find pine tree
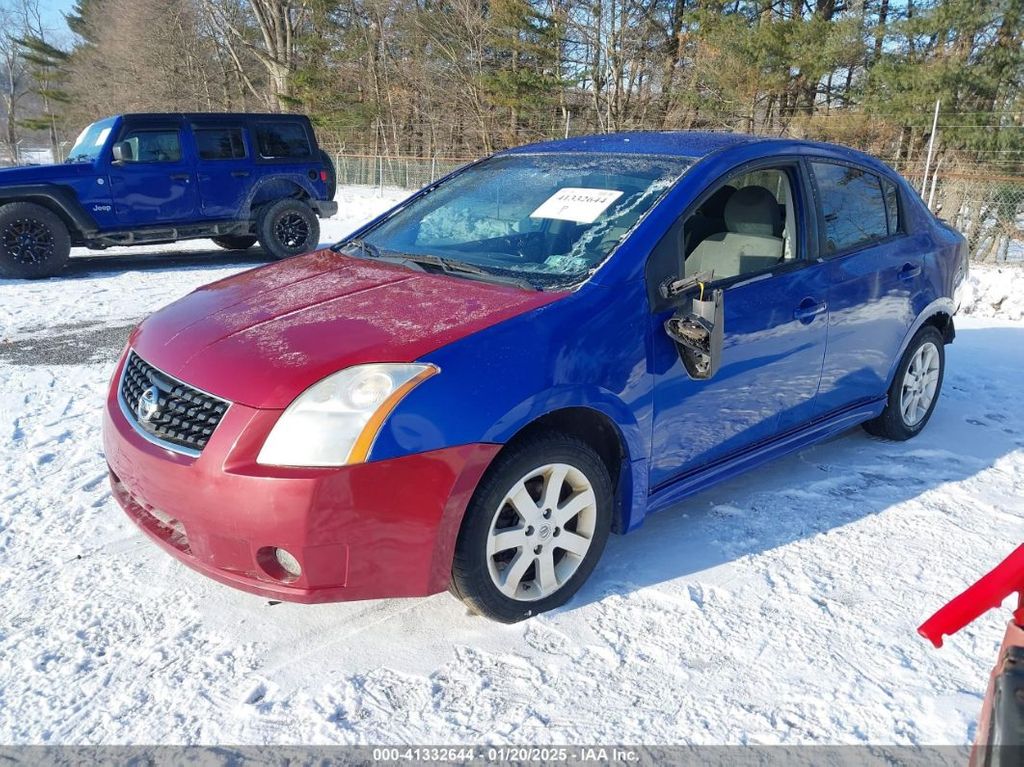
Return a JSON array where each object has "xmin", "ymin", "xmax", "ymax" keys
[{"xmin": 16, "ymin": 35, "xmax": 69, "ymax": 161}]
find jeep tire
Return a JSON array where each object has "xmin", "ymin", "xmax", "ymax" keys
[
  {"xmin": 0, "ymin": 202, "xmax": 72, "ymax": 279},
  {"xmin": 211, "ymin": 235, "xmax": 258, "ymax": 251},
  {"xmin": 256, "ymin": 199, "xmax": 320, "ymax": 260}
]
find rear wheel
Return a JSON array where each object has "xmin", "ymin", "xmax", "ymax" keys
[
  {"xmin": 863, "ymin": 325, "xmax": 945, "ymax": 440},
  {"xmin": 211, "ymin": 234, "xmax": 257, "ymax": 251},
  {"xmin": 451, "ymin": 433, "xmax": 613, "ymax": 622},
  {"xmin": 0, "ymin": 202, "xmax": 71, "ymax": 279},
  {"xmin": 256, "ymin": 199, "xmax": 320, "ymax": 260}
]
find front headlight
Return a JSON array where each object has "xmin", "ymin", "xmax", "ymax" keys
[{"xmin": 257, "ymin": 363, "xmax": 438, "ymax": 467}]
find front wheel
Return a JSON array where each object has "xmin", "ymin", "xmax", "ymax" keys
[
  {"xmin": 256, "ymin": 199, "xmax": 320, "ymax": 260},
  {"xmin": 863, "ymin": 325, "xmax": 945, "ymax": 440},
  {"xmin": 0, "ymin": 202, "xmax": 71, "ymax": 279},
  {"xmin": 450, "ymin": 433, "xmax": 613, "ymax": 622}
]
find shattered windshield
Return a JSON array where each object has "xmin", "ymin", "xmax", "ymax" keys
[
  {"xmin": 66, "ymin": 118, "xmax": 116, "ymax": 163},
  {"xmin": 349, "ymin": 153, "xmax": 692, "ymax": 289}
]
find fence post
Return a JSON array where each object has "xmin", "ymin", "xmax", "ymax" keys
[
  {"xmin": 431, "ymin": 157, "xmax": 437, "ymax": 184},
  {"xmin": 378, "ymin": 155, "xmax": 384, "ymax": 197}
]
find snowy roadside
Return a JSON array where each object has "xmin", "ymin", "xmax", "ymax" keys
[{"xmin": 0, "ymin": 188, "xmax": 1022, "ymax": 745}]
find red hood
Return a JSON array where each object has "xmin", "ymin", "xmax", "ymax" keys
[{"xmin": 131, "ymin": 250, "xmax": 563, "ymax": 408}]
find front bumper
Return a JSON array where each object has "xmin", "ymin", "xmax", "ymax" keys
[
  {"xmin": 102, "ymin": 361, "xmax": 498, "ymax": 603},
  {"xmin": 313, "ymin": 200, "xmax": 339, "ymax": 218}
]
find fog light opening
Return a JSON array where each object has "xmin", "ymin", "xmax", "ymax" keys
[{"xmin": 256, "ymin": 546, "xmax": 302, "ymax": 583}]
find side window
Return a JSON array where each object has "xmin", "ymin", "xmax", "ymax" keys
[
  {"xmin": 195, "ymin": 127, "xmax": 246, "ymax": 160},
  {"xmin": 811, "ymin": 162, "xmax": 889, "ymax": 254},
  {"xmin": 120, "ymin": 130, "xmax": 181, "ymax": 163},
  {"xmin": 882, "ymin": 177, "xmax": 900, "ymax": 235},
  {"xmin": 681, "ymin": 167, "xmax": 798, "ymax": 280},
  {"xmin": 254, "ymin": 122, "xmax": 312, "ymax": 159}
]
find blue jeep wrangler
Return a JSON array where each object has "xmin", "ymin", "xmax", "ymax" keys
[{"xmin": 0, "ymin": 113, "xmax": 338, "ymax": 278}]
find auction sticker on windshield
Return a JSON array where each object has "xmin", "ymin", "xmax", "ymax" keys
[{"xmin": 530, "ymin": 187, "xmax": 623, "ymax": 223}]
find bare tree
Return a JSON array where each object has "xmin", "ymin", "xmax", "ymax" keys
[
  {"xmin": 0, "ymin": 6, "xmax": 29, "ymax": 164},
  {"xmin": 202, "ymin": 0, "xmax": 310, "ymax": 111}
]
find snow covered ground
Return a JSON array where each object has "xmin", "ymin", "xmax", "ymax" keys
[{"xmin": 0, "ymin": 187, "xmax": 1022, "ymax": 745}]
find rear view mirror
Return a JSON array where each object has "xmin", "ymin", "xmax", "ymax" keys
[
  {"xmin": 660, "ymin": 272, "xmax": 724, "ymax": 380},
  {"xmin": 111, "ymin": 141, "xmax": 133, "ymax": 163}
]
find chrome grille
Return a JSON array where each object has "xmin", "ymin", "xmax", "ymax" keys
[{"xmin": 118, "ymin": 351, "xmax": 230, "ymax": 456}]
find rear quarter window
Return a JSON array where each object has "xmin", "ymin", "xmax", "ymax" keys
[
  {"xmin": 254, "ymin": 122, "xmax": 312, "ymax": 159},
  {"xmin": 196, "ymin": 127, "xmax": 246, "ymax": 160},
  {"xmin": 811, "ymin": 161, "xmax": 889, "ymax": 254}
]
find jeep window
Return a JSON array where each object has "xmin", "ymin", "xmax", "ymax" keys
[
  {"xmin": 811, "ymin": 162, "xmax": 888, "ymax": 254},
  {"xmin": 353, "ymin": 153, "xmax": 691, "ymax": 289},
  {"xmin": 121, "ymin": 130, "xmax": 182, "ymax": 163},
  {"xmin": 66, "ymin": 118, "xmax": 116, "ymax": 163},
  {"xmin": 196, "ymin": 127, "xmax": 246, "ymax": 160},
  {"xmin": 254, "ymin": 122, "xmax": 312, "ymax": 159}
]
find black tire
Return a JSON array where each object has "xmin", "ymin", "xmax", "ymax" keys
[
  {"xmin": 211, "ymin": 235, "xmax": 258, "ymax": 251},
  {"xmin": 0, "ymin": 201, "xmax": 71, "ymax": 279},
  {"xmin": 451, "ymin": 432, "xmax": 613, "ymax": 622},
  {"xmin": 256, "ymin": 199, "xmax": 320, "ymax": 260},
  {"xmin": 863, "ymin": 325, "xmax": 945, "ymax": 441},
  {"xmin": 319, "ymin": 149, "xmax": 337, "ymax": 201}
]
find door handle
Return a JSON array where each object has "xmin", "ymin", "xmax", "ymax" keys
[
  {"xmin": 170, "ymin": 173, "xmax": 190, "ymax": 181},
  {"xmin": 794, "ymin": 299, "xmax": 828, "ymax": 322},
  {"xmin": 231, "ymin": 170, "xmax": 250, "ymax": 178},
  {"xmin": 898, "ymin": 262, "xmax": 922, "ymax": 280}
]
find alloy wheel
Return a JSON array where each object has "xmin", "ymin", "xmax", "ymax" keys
[
  {"xmin": 900, "ymin": 341, "xmax": 940, "ymax": 427},
  {"xmin": 274, "ymin": 212, "xmax": 310, "ymax": 248},
  {"xmin": 2, "ymin": 219, "xmax": 55, "ymax": 265},
  {"xmin": 486, "ymin": 463, "xmax": 598, "ymax": 602}
]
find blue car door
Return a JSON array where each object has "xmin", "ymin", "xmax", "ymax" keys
[
  {"xmin": 648, "ymin": 159, "xmax": 830, "ymax": 489},
  {"xmin": 806, "ymin": 160, "xmax": 919, "ymax": 416},
  {"xmin": 107, "ymin": 119, "xmax": 197, "ymax": 226},
  {"xmin": 192, "ymin": 121, "xmax": 251, "ymax": 219}
]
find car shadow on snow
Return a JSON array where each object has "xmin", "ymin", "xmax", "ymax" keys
[
  {"xmin": 64, "ymin": 247, "xmax": 276, "ymax": 276},
  {"xmin": 562, "ymin": 324, "xmax": 1024, "ymax": 614}
]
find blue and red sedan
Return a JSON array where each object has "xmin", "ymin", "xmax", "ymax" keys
[{"xmin": 103, "ymin": 132, "xmax": 968, "ymax": 621}]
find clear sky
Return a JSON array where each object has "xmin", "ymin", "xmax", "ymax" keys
[{"xmin": 37, "ymin": 0, "xmax": 73, "ymax": 38}]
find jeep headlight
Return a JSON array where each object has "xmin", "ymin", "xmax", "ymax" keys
[{"xmin": 257, "ymin": 363, "xmax": 438, "ymax": 467}]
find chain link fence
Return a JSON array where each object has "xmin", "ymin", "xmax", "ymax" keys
[{"xmin": 332, "ymin": 153, "xmax": 470, "ymax": 192}]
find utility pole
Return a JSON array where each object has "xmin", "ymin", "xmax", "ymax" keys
[{"xmin": 920, "ymin": 99, "xmax": 940, "ymax": 198}]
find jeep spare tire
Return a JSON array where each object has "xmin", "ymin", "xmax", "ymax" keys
[
  {"xmin": 0, "ymin": 202, "xmax": 72, "ymax": 279},
  {"xmin": 256, "ymin": 199, "xmax": 320, "ymax": 260},
  {"xmin": 319, "ymin": 149, "xmax": 337, "ymax": 201},
  {"xmin": 211, "ymin": 234, "xmax": 258, "ymax": 251}
]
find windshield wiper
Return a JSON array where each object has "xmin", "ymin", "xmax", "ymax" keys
[
  {"xmin": 339, "ymin": 240, "xmax": 536, "ymax": 290},
  {"xmin": 398, "ymin": 253, "xmax": 537, "ymax": 290}
]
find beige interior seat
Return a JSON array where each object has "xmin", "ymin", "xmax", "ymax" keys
[{"xmin": 685, "ymin": 185, "xmax": 785, "ymax": 279}]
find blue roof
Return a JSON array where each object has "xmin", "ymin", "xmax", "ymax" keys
[{"xmin": 501, "ymin": 131, "xmax": 766, "ymax": 159}]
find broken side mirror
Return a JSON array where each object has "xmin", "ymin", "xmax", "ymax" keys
[{"xmin": 660, "ymin": 271, "xmax": 724, "ymax": 380}]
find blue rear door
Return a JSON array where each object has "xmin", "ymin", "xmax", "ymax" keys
[
  {"xmin": 192, "ymin": 121, "xmax": 251, "ymax": 219},
  {"xmin": 648, "ymin": 158, "xmax": 829, "ymax": 488},
  {"xmin": 807, "ymin": 160, "xmax": 919, "ymax": 416}
]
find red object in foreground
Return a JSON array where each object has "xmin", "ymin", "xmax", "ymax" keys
[
  {"xmin": 919, "ymin": 545, "xmax": 1024, "ymax": 764},
  {"xmin": 919, "ymin": 545, "xmax": 1024, "ymax": 649}
]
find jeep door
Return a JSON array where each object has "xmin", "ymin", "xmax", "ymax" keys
[
  {"xmin": 108, "ymin": 118, "xmax": 197, "ymax": 226},
  {"xmin": 805, "ymin": 160, "xmax": 919, "ymax": 416},
  {"xmin": 192, "ymin": 122, "xmax": 251, "ymax": 219},
  {"xmin": 647, "ymin": 159, "xmax": 830, "ymax": 488}
]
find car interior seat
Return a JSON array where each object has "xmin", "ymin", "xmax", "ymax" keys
[
  {"xmin": 684, "ymin": 185, "xmax": 785, "ymax": 279},
  {"xmin": 683, "ymin": 184, "xmax": 736, "ymax": 256}
]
